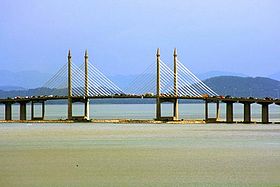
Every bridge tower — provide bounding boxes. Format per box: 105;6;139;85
67;50;73;120
67;50;90;121
84;50;90;120
173;48;179;120
156;48;161;120
155;48;179;121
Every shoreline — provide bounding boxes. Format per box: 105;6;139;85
0;119;206;124
0;119;279;124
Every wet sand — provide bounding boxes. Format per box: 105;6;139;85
0;123;280;186
0;119;206;124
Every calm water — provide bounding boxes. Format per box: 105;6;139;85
1;123;280;186
0;103;279;122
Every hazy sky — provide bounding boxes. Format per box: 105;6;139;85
0;0;279;76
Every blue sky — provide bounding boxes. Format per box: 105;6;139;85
0;0;279;76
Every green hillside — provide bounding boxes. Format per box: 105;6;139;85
204;76;280;98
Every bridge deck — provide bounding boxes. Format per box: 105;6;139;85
0;95;279;104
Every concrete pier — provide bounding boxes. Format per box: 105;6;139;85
261;103;270;124
19;102;27;120
244;102;251;123
156;99;161;120
205;100;208;122
173;99;179;120
216;101;220;121
257;102;272;124
241;102;253;123
84;98;90;120
276;103;280;124
5;103;12;120
225;101;234;123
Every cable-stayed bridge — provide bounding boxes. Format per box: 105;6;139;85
0;49;279;123
40;48;219;121
42;49;217;98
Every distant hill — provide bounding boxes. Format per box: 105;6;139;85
204;76;280;98
0;87;66;99
198;71;248;80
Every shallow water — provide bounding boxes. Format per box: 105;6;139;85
0;123;280;186
0;103;279;122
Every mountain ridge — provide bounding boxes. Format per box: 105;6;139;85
204;76;280;98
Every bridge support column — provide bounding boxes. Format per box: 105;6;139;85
261;103;269;124
20;102;27;120
68;98;73;120
173;99;179;120
31;102;34;120
156;98;161;120
276;103;280;124
5;103;12;120
216;101;220;121
71;98;90;121
225;102;234;123
205;100;208;122
31;101;45;120
243;102;252;123
257;102;272;124
43;102;45;119
84;97;90;120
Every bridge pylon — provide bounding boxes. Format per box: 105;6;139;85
84;49;90;120
173;48;179;120
67;49;73;120
155;48;179;121
67;49;90;121
156;48;161;120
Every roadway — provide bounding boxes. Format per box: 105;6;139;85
0;95;279;105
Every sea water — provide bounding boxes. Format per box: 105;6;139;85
0;123;280;186
0;103;279;122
